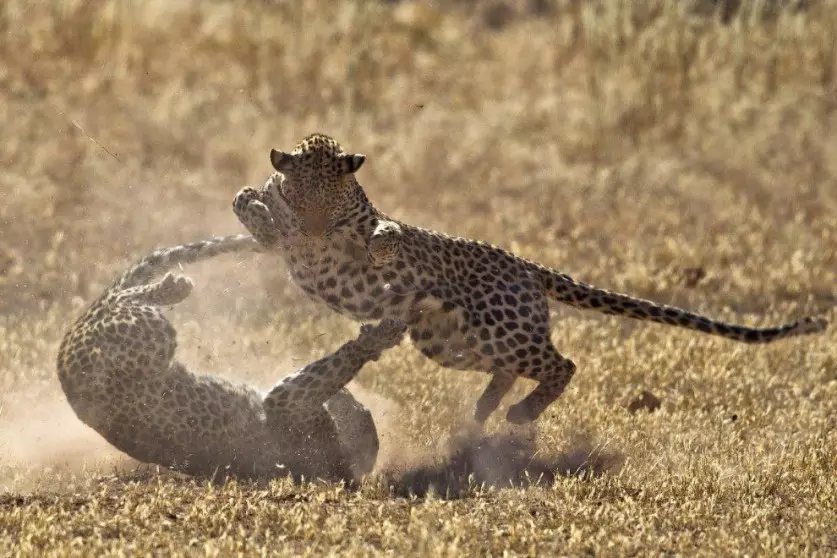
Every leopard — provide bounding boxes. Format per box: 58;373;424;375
232;133;828;426
56;233;407;482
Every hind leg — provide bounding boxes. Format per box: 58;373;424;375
506;344;576;424
407;300;520;424
406;285;549;424
324;388;379;478
410;311;511;424
267;404;355;483
467;280;575;424
474;372;516;424
406;294;511;421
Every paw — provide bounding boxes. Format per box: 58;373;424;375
244;199;275;227
367;221;401;266
158;272;195;305
505;401;537;425
232;187;262;218
233;191;281;248
367;236;399;266
358;318;407;355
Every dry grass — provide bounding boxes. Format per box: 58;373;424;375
1;0;836;554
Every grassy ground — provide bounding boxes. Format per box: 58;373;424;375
1;0;836;555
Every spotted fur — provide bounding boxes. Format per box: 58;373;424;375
233;133;828;425
56;233;406;481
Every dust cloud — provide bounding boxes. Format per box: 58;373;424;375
0;396;139;494
1;193;622;496
0;248;286;495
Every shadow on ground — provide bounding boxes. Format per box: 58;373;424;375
381;428;624;499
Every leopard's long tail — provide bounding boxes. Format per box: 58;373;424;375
115;234;265;290
534;265;827;343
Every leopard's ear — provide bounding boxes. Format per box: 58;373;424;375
270;149;295;172
341;153;365;174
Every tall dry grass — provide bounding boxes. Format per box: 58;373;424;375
1;0;835;555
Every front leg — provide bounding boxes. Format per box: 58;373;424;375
367;219;403;267
262;318;407;416
233;187;281;248
260;319;404;482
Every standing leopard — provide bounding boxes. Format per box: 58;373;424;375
232;133;828;425
57;233;407;482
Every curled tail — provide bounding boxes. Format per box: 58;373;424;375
116;234;264;290
534;266;827;343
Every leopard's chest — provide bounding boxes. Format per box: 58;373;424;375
280;235;435;321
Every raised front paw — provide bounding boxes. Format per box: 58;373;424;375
358;318;407;357
261;189;303;239
233;187;281;248
233;187;262;217
367;220;402;267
